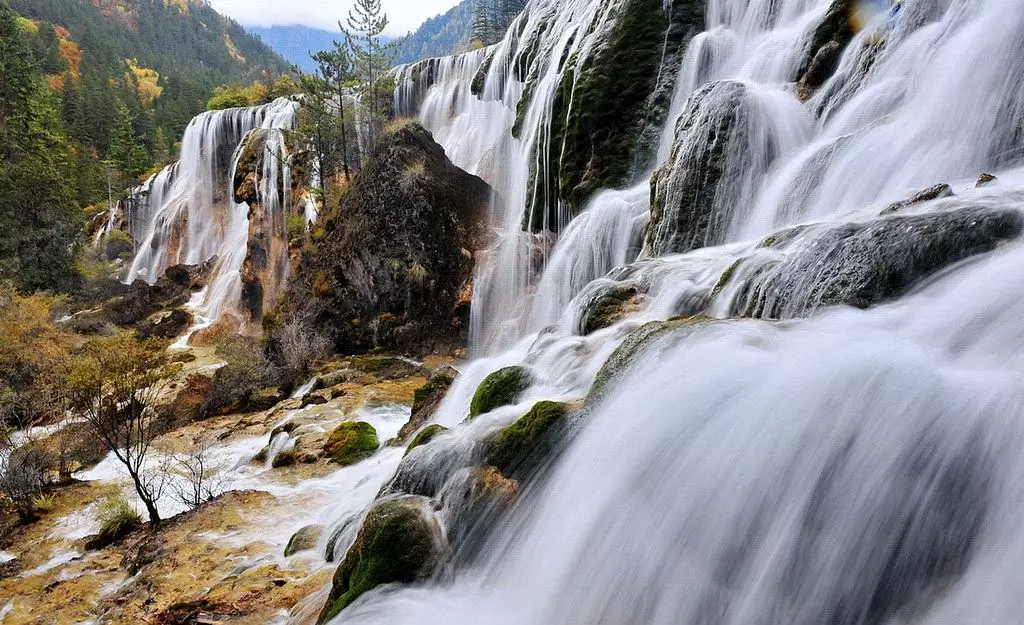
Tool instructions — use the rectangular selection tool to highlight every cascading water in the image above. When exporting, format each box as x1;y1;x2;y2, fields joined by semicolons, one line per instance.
125;97;301;324
311;0;1024;623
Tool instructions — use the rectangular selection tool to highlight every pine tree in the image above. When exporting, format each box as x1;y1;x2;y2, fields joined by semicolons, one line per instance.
341;0;396;142
472;0;494;45
107;101;148;192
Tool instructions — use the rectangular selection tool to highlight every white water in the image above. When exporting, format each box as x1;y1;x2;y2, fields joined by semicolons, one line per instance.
321;0;1024;623
124;97;301;324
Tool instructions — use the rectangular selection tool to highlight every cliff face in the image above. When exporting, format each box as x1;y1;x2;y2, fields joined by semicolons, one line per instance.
272;121;492;355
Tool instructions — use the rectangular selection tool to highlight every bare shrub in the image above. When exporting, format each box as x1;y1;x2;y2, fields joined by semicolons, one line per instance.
169;445;233;510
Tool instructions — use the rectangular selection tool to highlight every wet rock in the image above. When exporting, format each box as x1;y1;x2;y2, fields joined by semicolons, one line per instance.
284;524;324;557
731;206;1024;319
102;258;216;326
440;465;518;554
273;121;492;356
976;172;998;187
794;0;855;92
469;366;534;418
576;280;648;335
323;422;380;466
404;424;449;456
136;308;193;340
394;366;458;443
589;316;714;404
318;496;444;623
486;401;572;481
646;80;757;256
271;449;296;468
879;183;954;215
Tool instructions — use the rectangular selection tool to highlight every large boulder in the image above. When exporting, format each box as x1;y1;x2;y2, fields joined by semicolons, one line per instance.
101;257;216;326
272;122;491;355
318;496;444;623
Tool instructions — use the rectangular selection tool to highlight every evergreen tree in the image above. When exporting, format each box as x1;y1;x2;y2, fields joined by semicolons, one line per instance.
107;101;149;193
341;0;396;142
303;46;354;182
0;1;83;293
472;0;494;45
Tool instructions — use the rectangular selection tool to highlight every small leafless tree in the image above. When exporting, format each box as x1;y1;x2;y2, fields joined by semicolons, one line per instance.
170;445;233;510
277;308;332;380
67;334;172;528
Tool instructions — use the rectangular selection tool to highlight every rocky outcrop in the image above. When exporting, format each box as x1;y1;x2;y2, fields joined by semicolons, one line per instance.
318;496;444;623
232;128;313;321
92;257;216;327
726;206;1024;319
272;122;492;355
404;424;448;456
645;80;755;256
794;0;854;97
530;0;706;229
575;279;648;335
284;524;324;557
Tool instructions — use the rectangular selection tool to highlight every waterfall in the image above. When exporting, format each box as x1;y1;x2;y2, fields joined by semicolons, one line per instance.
125;97;301;324
319;0;1024;623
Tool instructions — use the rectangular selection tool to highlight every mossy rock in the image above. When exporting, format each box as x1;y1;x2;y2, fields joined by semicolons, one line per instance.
576;281;647;335
588;315;713;404
405;424;448;456
318;496;442;623
285;524;324;557
394;366;457;443
271;449;296;468
323;422;380;466
468;366;533;418
486;401;570;481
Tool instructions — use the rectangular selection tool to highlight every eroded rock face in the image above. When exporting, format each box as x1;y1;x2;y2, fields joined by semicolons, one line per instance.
794;0;854;94
100;257;217;326
232;129;313;321
273;122;492;355
646;80;754;256
394;366;458;443
318;496;445;623
485;400;572;481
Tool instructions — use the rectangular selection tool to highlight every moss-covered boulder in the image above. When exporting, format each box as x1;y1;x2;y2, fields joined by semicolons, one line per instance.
323;422;380;466
729;205;1024;319
646;80;758;256
394;366;457;443
285;524;324;557
318;496;443;623
405;424;449;456
589;315;713;404
486;401;571;480
468;366;533;418
271;122;492;356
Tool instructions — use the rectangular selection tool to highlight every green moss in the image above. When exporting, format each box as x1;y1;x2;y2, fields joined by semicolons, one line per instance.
324;421;380;465
469;366;533;418
486;401;569;479
588;315;712;403
284;524;324;557
712;258;744;298
319;498;438;623
405;424;448;456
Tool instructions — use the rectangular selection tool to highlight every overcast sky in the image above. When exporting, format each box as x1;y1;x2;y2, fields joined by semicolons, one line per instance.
208;0;463;36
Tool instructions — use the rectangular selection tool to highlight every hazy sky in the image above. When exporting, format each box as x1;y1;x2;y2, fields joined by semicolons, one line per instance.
207;0;463;36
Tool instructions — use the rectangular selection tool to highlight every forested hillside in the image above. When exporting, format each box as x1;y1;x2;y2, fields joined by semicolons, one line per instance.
0;0;291;294
249;25;359;73
393;0;473;65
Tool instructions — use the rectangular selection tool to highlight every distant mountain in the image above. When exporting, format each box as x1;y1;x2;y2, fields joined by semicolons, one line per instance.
248;25;342;73
249;0;475;72
393;0;474;66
